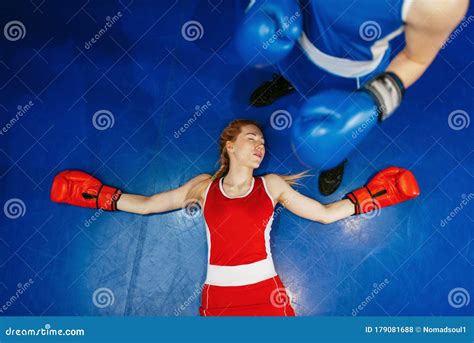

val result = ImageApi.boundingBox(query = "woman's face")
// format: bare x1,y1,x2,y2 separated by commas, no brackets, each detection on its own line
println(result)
227,125,265,168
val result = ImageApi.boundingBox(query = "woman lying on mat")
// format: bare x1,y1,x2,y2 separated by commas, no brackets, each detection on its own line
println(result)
50,119,420,316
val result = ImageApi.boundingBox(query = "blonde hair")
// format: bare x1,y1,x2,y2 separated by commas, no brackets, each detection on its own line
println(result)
185,119,311,202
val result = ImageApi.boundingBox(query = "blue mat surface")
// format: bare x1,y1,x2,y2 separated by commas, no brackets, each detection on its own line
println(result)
0,0,472,316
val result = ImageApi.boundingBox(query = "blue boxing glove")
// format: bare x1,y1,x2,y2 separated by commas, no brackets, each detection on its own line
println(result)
291,72,405,170
235,0,302,67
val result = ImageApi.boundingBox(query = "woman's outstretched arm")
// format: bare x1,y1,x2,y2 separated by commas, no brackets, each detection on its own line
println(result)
264,167,420,224
117,173,211,215
50,169,211,215
264,174,354,224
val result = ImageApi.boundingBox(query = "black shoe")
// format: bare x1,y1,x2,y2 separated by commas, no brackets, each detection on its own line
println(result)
250,74,295,107
319,160,347,196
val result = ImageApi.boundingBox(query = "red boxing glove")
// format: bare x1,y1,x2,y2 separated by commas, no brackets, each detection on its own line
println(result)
50,170,122,211
347,167,420,215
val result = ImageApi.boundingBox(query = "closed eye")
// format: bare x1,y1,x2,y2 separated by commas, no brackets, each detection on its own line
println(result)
247,135,265,145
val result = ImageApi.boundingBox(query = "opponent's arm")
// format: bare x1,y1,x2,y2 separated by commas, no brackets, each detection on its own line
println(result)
358,0,468,122
387,0,469,88
265,167,420,224
50,170,211,215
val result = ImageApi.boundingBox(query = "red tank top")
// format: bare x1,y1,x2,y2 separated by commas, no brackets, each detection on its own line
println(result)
202,176,278,286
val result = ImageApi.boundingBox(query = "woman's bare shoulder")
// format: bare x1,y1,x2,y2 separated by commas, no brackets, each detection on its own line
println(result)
262,174,288,204
263,173,285,184
192,173,212,183
192,173,213,203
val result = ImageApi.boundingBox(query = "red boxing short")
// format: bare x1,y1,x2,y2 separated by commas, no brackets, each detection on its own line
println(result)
199,275,296,316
